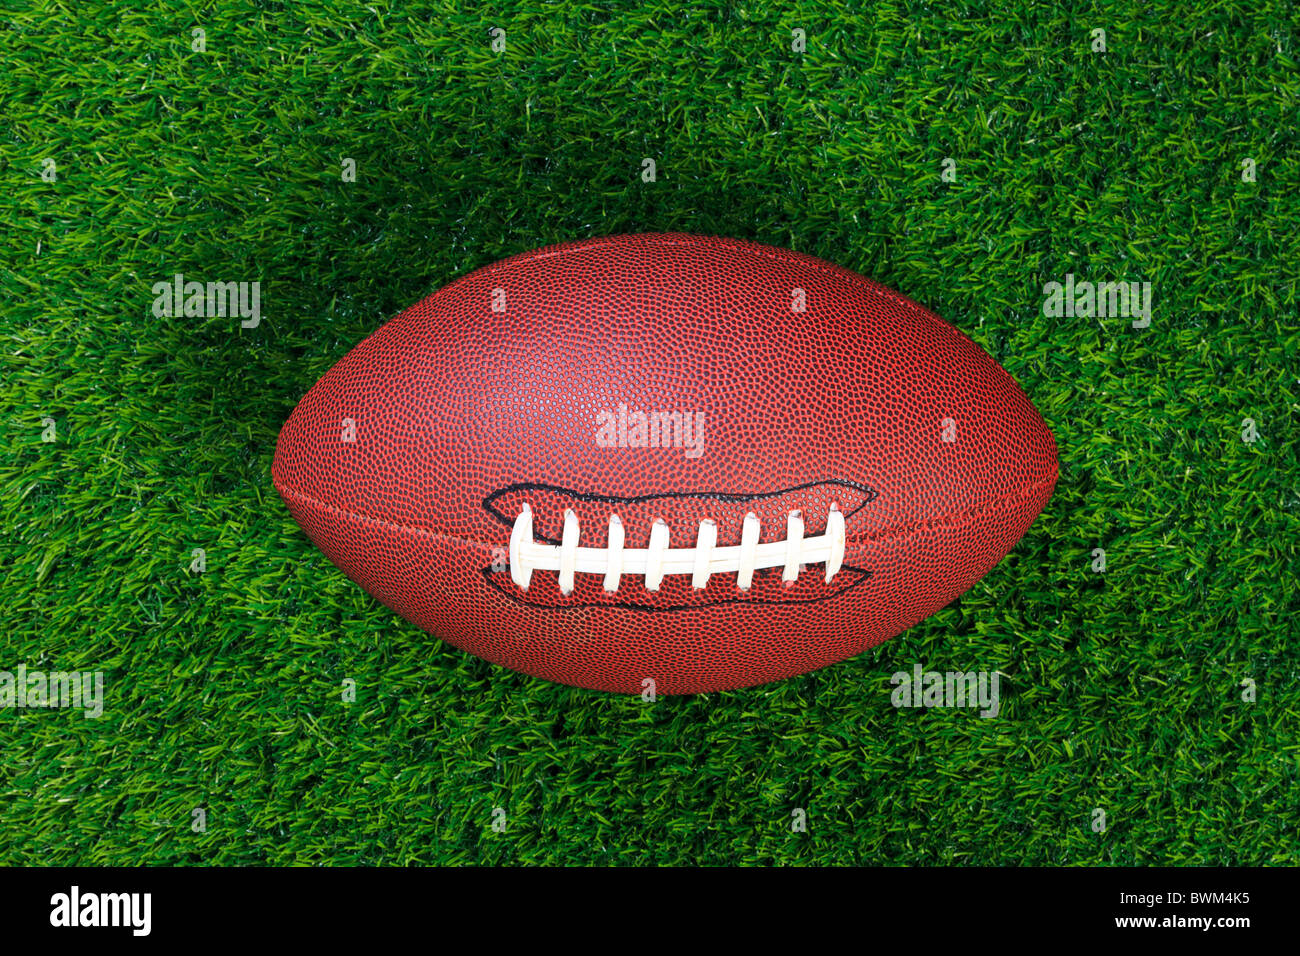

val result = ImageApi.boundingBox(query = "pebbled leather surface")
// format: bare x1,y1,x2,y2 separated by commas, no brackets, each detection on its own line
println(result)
273,233,1058,693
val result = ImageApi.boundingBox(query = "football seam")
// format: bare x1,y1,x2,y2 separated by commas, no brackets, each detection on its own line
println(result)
273,475,1057,555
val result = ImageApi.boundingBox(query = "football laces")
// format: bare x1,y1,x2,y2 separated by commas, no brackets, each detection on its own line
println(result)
508,505,846,594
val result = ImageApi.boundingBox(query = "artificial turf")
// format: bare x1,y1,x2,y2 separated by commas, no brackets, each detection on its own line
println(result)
1,0,1296,865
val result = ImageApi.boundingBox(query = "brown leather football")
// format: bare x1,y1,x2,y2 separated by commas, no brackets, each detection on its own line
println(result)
273,233,1057,693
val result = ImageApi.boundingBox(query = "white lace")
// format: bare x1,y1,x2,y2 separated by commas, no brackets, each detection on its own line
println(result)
509,504,845,594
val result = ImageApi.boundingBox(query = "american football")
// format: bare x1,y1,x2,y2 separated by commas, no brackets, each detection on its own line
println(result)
273,233,1058,694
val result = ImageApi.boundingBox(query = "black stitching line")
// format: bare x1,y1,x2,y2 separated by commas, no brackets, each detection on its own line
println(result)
480,563,873,612
482,479,878,545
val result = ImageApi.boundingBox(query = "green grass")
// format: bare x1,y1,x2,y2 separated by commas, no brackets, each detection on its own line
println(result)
2,0,1296,865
